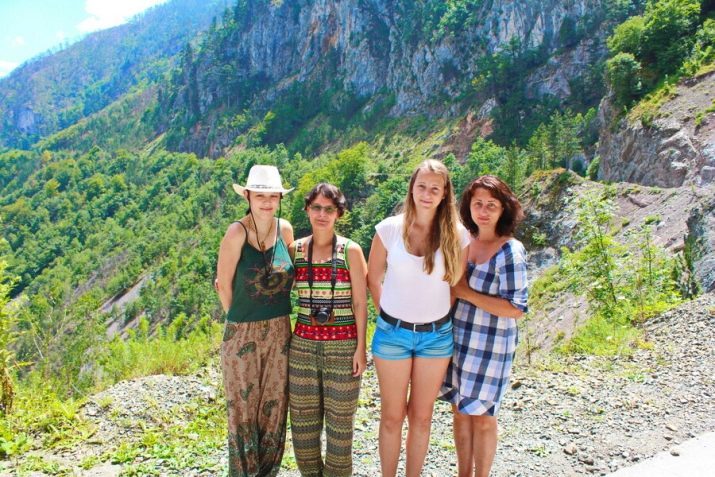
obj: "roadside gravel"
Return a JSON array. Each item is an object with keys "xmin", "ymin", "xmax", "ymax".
[{"xmin": 4, "ymin": 293, "xmax": 714, "ymax": 476}]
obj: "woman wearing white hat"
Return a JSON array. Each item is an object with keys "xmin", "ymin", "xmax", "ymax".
[{"xmin": 216, "ymin": 164, "xmax": 295, "ymax": 477}]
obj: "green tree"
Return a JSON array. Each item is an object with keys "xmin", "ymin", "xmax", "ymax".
[
  {"xmin": 641, "ymin": 0, "xmax": 700, "ymax": 75},
  {"xmin": 0, "ymin": 256, "xmax": 20, "ymax": 415},
  {"xmin": 606, "ymin": 52, "xmax": 643, "ymax": 107},
  {"xmin": 568, "ymin": 189, "xmax": 622, "ymax": 319},
  {"xmin": 453, "ymin": 137, "xmax": 505, "ymax": 193},
  {"xmin": 501, "ymin": 146, "xmax": 528, "ymax": 194},
  {"xmin": 607, "ymin": 15, "xmax": 645, "ymax": 56}
]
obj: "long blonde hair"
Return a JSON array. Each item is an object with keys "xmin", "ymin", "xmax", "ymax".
[{"xmin": 402, "ymin": 159, "xmax": 462, "ymax": 286}]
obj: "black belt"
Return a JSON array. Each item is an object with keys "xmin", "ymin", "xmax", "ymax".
[{"xmin": 379, "ymin": 308, "xmax": 451, "ymax": 332}]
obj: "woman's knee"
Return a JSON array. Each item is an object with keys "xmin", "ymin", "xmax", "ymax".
[
  {"xmin": 406, "ymin": 406, "xmax": 434, "ymax": 433},
  {"xmin": 472, "ymin": 415, "xmax": 497, "ymax": 433},
  {"xmin": 381, "ymin": 407, "xmax": 407, "ymax": 432}
]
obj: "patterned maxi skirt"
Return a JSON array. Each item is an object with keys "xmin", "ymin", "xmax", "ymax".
[{"xmin": 221, "ymin": 316, "xmax": 292, "ymax": 477}]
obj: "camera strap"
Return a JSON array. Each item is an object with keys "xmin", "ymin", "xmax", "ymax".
[{"xmin": 307, "ymin": 234, "xmax": 338, "ymax": 317}]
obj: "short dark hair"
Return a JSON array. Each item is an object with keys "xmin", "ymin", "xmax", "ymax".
[
  {"xmin": 459, "ymin": 175, "xmax": 524, "ymax": 236},
  {"xmin": 304, "ymin": 183, "xmax": 346, "ymax": 217}
]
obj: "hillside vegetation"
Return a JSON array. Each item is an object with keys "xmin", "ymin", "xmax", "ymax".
[
  {"xmin": 0, "ymin": 0, "xmax": 714, "ymax": 472},
  {"xmin": 0, "ymin": 0, "xmax": 227, "ymax": 149}
]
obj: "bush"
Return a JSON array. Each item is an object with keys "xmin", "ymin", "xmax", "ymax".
[
  {"xmin": 607, "ymin": 15, "xmax": 645, "ymax": 56},
  {"xmin": 96, "ymin": 316, "xmax": 221, "ymax": 388},
  {"xmin": 587, "ymin": 155, "xmax": 601, "ymax": 180},
  {"xmin": 555, "ymin": 189, "xmax": 683, "ymax": 355},
  {"xmin": 640, "ymin": 0, "xmax": 700, "ymax": 76},
  {"xmin": 606, "ymin": 52, "xmax": 643, "ymax": 107}
]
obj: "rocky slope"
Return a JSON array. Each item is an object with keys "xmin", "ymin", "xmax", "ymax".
[
  {"xmin": 517, "ymin": 169, "xmax": 715, "ymax": 353},
  {"xmin": 161, "ymin": 0, "xmax": 611, "ymax": 156},
  {"xmin": 521, "ymin": 170, "xmax": 715, "ymax": 286},
  {"xmin": 597, "ymin": 70, "xmax": 715, "ymax": 188},
  {"xmin": 4, "ymin": 293, "xmax": 713, "ymax": 476}
]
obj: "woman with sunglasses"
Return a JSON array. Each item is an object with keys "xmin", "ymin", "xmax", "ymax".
[
  {"xmin": 288, "ymin": 183, "xmax": 368, "ymax": 477},
  {"xmin": 215, "ymin": 165, "xmax": 295, "ymax": 477},
  {"xmin": 367, "ymin": 160, "xmax": 469, "ymax": 477}
]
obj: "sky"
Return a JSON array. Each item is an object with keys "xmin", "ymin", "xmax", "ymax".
[{"xmin": 0, "ymin": 0, "xmax": 169, "ymax": 78}]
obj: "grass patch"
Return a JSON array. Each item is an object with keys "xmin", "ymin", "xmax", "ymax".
[
  {"xmin": 110, "ymin": 397, "xmax": 226, "ymax": 474},
  {"xmin": 0, "ymin": 384, "xmax": 92, "ymax": 459},
  {"xmin": 96, "ymin": 316, "xmax": 222, "ymax": 387},
  {"xmin": 1, "ymin": 317, "xmax": 222, "ymax": 464},
  {"xmin": 16, "ymin": 455, "xmax": 72, "ymax": 476},
  {"xmin": 527, "ymin": 265, "xmax": 570, "ymax": 312},
  {"xmin": 558, "ymin": 314, "xmax": 641, "ymax": 356},
  {"xmin": 628, "ymin": 80, "xmax": 677, "ymax": 127},
  {"xmin": 695, "ymin": 99, "xmax": 715, "ymax": 127}
]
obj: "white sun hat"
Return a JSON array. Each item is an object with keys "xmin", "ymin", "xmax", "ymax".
[{"xmin": 232, "ymin": 165, "xmax": 294, "ymax": 196}]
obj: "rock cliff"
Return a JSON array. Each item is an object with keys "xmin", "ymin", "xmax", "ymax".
[
  {"xmin": 597, "ymin": 70, "xmax": 715, "ymax": 187},
  {"xmin": 162, "ymin": 0, "xmax": 610, "ymax": 156}
]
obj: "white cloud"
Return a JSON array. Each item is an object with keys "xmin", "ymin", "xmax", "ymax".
[
  {"xmin": 77, "ymin": 0, "xmax": 169, "ymax": 33},
  {"xmin": 11, "ymin": 36, "xmax": 26, "ymax": 47},
  {"xmin": 56, "ymin": 31, "xmax": 67, "ymax": 41},
  {"xmin": 0, "ymin": 60, "xmax": 19, "ymax": 78}
]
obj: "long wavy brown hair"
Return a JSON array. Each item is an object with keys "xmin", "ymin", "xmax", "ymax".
[{"xmin": 402, "ymin": 159, "xmax": 462, "ymax": 286}]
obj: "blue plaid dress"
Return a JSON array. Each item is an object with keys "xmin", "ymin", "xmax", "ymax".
[{"xmin": 441, "ymin": 239, "xmax": 528, "ymax": 416}]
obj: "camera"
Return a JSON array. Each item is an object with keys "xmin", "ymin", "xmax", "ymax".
[{"xmin": 311, "ymin": 306, "xmax": 333, "ymax": 324}]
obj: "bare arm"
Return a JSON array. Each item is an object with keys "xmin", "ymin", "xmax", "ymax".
[
  {"xmin": 280, "ymin": 219, "xmax": 295, "ymax": 251},
  {"xmin": 348, "ymin": 241, "xmax": 368, "ymax": 377},
  {"xmin": 452, "ymin": 276, "xmax": 524, "ymax": 319},
  {"xmin": 288, "ymin": 240, "xmax": 297, "ymax": 263},
  {"xmin": 366, "ymin": 234, "xmax": 387, "ymax": 312},
  {"xmin": 216, "ymin": 222, "xmax": 246, "ymax": 313},
  {"xmin": 451, "ymin": 244, "xmax": 470, "ymax": 305}
]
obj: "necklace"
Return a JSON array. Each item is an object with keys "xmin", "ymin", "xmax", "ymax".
[
  {"xmin": 249, "ymin": 213, "xmax": 278, "ymax": 285},
  {"xmin": 249, "ymin": 215, "xmax": 274, "ymax": 251}
]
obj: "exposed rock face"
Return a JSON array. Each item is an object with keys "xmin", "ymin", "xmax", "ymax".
[
  {"xmin": 687, "ymin": 189, "xmax": 715, "ymax": 292},
  {"xmin": 164, "ymin": 0, "xmax": 610, "ymax": 156},
  {"xmin": 521, "ymin": 170, "xmax": 715, "ymax": 291},
  {"xmin": 597, "ymin": 71, "xmax": 715, "ymax": 187}
]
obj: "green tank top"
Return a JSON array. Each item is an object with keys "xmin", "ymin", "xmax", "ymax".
[{"xmin": 225, "ymin": 220, "xmax": 294, "ymax": 323}]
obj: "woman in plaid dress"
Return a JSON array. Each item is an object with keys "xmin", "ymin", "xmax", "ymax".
[{"xmin": 441, "ymin": 175, "xmax": 528, "ymax": 477}]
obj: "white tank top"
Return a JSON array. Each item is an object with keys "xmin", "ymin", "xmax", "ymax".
[{"xmin": 375, "ymin": 214, "xmax": 469, "ymax": 323}]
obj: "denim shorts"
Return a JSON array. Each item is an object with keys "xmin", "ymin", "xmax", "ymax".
[{"xmin": 371, "ymin": 315, "xmax": 454, "ymax": 360}]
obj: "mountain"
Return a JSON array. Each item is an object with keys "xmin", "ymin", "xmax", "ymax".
[
  {"xmin": 1, "ymin": 3, "xmax": 714, "ymax": 472},
  {"xmin": 155, "ymin": 0, "xmax": 617, "ymax": 157},
  {"xmin": 597, "ymin": 70, "xmax": 715, "ymax": 187},
  {"xmin": 0, "ymin": 0, "xmax": 229, "ymax": 149}
]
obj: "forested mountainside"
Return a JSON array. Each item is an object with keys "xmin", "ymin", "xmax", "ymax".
[
  {"xmin": 1, "ymin": 1, "xmax": 714, "ymax": 472},
  {"xmin": 0, "ymin": 0, "xmax": 228, "ymax": 149},
  {"xmin": 156, "ymin": 0, "xmax": 619, "ymax": 157}
]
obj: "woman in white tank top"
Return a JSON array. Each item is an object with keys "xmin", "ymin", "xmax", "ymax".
[{"xmin": 367, "ymin": 159, "xmax": 469, "ymax": 477}]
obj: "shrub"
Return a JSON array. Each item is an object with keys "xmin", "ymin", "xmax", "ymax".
[
  {"xmin": 587, "ymin": 155, "xmax": 601, "ymax": 180},
  {"xmin": 607, "ymin": 15, "xmax": 645, "ymax": 56},
  {"xmin": 606, "ymin": 52, "xmax": 643, "ymax": 107}
]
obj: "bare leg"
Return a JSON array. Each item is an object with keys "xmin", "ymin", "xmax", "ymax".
[
  {"xmin": 374, "ymin": 357, "xmax": 412, "ymax": 477},
  {"xmin": 472, "ymin": 415, "xmax": 498, "ymax": 477},
  {"xmin": 453, "ymin": 406, "xmax": 474, "ymax": 477},
  {"xmin": 405, "ymin": 357, "xmax": 450, "ymax": 477}
]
